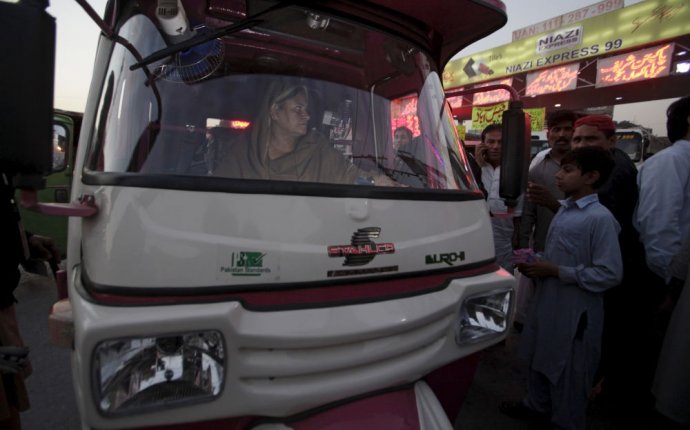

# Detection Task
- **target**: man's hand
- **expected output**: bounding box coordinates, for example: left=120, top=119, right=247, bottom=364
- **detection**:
left=28, top=235, right=61, bottom=263
left=526, top=182, right=560, bottom=213
left=517, top=260, right=559, bottom=279
left=475, top=143, right=488, bottom=166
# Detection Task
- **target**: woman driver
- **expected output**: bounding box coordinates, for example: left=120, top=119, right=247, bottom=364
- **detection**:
left=215, top=81, right=396, bottom=186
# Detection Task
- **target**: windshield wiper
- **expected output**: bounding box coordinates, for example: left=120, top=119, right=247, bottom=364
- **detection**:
left=130, top=1, right=295, bottom=71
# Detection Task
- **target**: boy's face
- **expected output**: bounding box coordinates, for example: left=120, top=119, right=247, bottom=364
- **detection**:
left=555, top=162, right=597, bottom=198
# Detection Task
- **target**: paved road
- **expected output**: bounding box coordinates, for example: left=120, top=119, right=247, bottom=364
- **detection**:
left=15, top=268, right=80, bottom=430
left=454, top=328, right=617, bottom=430
left=455, top=327, right=690, bottom=430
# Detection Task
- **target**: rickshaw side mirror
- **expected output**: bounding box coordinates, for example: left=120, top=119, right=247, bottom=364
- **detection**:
left=499, top=101, right=531, bottom=203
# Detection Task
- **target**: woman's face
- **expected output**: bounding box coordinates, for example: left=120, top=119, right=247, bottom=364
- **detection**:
left=271, top=92, right=310, bottom=138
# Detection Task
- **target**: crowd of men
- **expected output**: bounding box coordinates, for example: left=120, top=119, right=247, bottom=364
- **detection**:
left=475, top=96, right=690, bottom=430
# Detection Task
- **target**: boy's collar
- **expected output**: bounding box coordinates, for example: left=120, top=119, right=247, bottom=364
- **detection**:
left=559, top=193, right=599, bottom=208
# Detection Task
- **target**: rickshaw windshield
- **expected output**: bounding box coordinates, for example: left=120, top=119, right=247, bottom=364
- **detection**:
left=85, top=6, right=479, bottom=192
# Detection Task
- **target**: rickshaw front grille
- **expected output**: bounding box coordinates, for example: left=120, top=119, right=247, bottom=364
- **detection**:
left=234, top=311, right=453, bottom=383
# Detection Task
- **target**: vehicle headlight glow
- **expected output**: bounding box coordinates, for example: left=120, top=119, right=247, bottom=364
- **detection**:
left=92, top=330, right=225, bottom=415
left=455, top=289, right=512, bottom=344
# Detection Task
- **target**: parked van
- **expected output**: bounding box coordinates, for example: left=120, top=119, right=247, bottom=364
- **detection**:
left=18, top=109, right=82, bottom=256
left=615, top=127, right=652, bottom=169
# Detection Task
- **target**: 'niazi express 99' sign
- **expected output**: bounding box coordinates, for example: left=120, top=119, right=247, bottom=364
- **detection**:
left=443, top=0, right=689, bottom=89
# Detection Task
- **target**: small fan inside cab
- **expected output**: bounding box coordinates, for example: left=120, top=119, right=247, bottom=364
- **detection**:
left=153, top=0, right=224, bottom=83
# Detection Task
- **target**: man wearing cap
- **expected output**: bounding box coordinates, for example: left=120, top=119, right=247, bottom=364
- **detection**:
left=571, top=115, right=638, bottom=228
left=571, top=114, right=658, bottom=425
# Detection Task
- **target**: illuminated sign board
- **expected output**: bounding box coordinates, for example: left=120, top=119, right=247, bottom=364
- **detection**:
left=207, top=118, right=251, bottom=130
left=525, top=108, right=546, bottom=131
left=456, top=123, right=466, bottom=140
left=228, top=120, right=250, bottom=129
left=472, top=102, right=508, bottom=130
left=526, top=63, right=579, bottom=96
left=512, top=0, right=624, bottom=41
left=471, top=103, right=545, bottom=131
left=447, top=95, right=464, bottom=109
left=596, top=43, right=673, bottom=87
left=444, top=0, right=689, bottom=89
left=617, top=133, right=642, bottom=141
left=472, top=79, right=513, bottom=106
left=391, top=95, right=420, bottom=137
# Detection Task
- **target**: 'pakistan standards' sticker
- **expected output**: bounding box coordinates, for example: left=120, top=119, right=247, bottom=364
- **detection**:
left=219, top=251, right=272, bottom=277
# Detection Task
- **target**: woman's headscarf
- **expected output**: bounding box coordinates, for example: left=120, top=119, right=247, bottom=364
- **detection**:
left=246, top=81, right=310, bottom=179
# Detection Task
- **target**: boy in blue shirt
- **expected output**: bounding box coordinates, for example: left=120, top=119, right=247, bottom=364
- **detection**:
left=501, top=146, right=623, bottom=430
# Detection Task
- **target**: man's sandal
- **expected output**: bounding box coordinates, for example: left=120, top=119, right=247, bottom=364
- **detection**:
left=0, top=346, right=29, bottom=374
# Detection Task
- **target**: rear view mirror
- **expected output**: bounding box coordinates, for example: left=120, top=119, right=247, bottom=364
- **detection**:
left=499, top=101, right=531, bottom=203
left=52, top=123, right=68, bottom=172
left=0, top=0, right=55, bottom=189
left=383, top=40, right=416, bottom=75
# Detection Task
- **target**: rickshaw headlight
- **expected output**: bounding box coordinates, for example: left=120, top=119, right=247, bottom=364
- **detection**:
left=92, top=330, right=225, bottom=415
left=455, top=289, right=512, bottom=344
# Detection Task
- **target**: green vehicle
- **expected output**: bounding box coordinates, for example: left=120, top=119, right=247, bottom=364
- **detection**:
left=18, top=109, right=82, bottom=257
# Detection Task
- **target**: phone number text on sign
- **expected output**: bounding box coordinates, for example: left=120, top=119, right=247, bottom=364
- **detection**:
left=564, top=0, right=624, bottom=24
left=512, top=0, right=623, bottom=41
